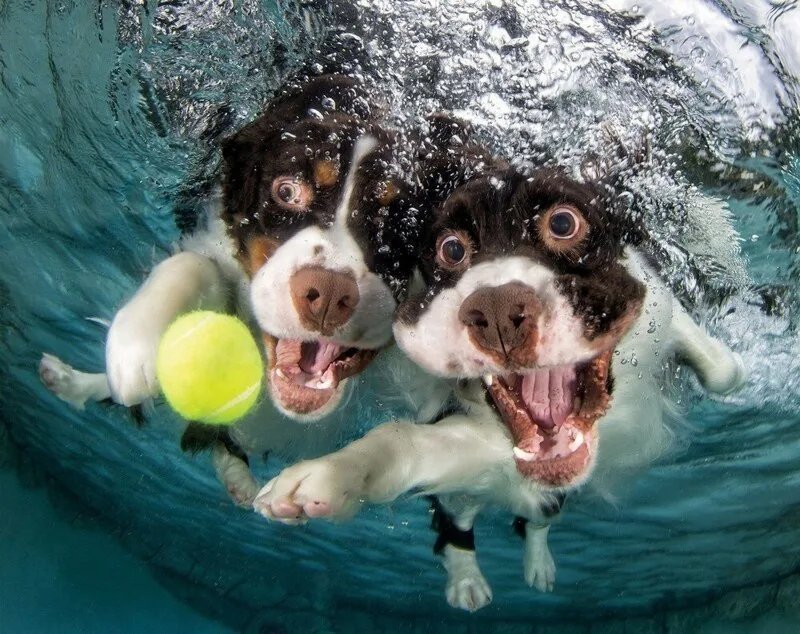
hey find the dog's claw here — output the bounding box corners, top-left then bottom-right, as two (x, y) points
(444, 546), (493, 612)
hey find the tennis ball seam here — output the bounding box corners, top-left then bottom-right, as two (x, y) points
(205, 380), (261, 423)
(160, 313), (217, 352)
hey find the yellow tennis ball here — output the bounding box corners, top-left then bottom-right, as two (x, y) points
(156, 311), (263, 425)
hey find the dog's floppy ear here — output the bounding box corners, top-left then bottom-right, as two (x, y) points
(220, 116), (273, 232)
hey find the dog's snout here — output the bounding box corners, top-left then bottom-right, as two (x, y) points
(290, 266), (360, 335)
(458, 283), (541, 360)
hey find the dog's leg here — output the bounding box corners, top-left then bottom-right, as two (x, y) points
(211, 444), (259, 508)
(522, 522), (556, 592)
(430, 496), (492, 612)
(254, 414), (507, 522)
(39, 353), (112, 409)
(515, 492), (563, 593)
(105, 252), (229, 406)
(670, 303), (746, 395)
(181, 422), (259, 507)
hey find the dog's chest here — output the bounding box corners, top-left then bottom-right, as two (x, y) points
(447, 395), (552, 517)
(461, 457), (551, 519)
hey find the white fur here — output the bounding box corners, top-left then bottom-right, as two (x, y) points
(179, 195), (253, 320)
(104, 250), (229, 406)
(253, 248), (746, 610)
(443, 545), (493, 611)
(249, 224), (396, 347)
(249, 137), (397, 350)
(37, 139), (435, 506)
(393, 256), (595, 377)
(38, 353), (111, 408)
(523, 523), (556, 592)
(211, 444), (259, 507)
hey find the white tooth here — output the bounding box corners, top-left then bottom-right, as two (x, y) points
(568, 431), (584, 452)
(513, 446), (537, 462)
(315, 376), (334, 390)
(483, 374), (494, 386)
(275, 368), (287, 380)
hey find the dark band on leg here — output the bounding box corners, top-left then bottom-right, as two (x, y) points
(513, 493), (567, 538)
(541, 492), (566, 518)
(180, 422), (249, 465)
(129, 404), (146, 428)
(512, 516), (527, 539)
(429, 497), (475, 555)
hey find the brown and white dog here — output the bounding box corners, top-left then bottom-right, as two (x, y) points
(38, 74), (462, 505)
(253, 165), (746, 610)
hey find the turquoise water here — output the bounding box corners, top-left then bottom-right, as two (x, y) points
(1, 0), (799, 631)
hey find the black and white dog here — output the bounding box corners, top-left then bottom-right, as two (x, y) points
(253, 165), (746, 610)
(38, 74), (463, 505)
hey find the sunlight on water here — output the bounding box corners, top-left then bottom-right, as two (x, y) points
(0, 0), (799, 630)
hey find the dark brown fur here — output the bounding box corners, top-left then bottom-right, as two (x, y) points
(398, 167), (646, 345)
(220, 74), (460, 299)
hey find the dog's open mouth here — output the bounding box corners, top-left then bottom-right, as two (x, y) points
(263, 335), (378, 416)
(482, 350), (613, 488)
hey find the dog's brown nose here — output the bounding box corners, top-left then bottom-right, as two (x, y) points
(459, 282), (542, 361)
(289, 266), (360, 335)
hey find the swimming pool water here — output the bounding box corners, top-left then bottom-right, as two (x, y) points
(1, 1), (799, 631)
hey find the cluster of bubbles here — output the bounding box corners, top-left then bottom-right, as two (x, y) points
(112, 0), (799, 309)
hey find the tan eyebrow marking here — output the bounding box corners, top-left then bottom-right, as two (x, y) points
(243, 235), (280, 277)
(377, 180), (399, 206)
(314, 159), (340, 188)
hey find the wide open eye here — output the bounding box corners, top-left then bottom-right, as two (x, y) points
(549, 207), (580, 239)
(271, 177), (312, 211)
(540, 204), (588, 251)
(436, 231), (471, 270)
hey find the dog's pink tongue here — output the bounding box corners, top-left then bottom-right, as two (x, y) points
(299, 341), (343, 375)
(520, 366), (577, 430)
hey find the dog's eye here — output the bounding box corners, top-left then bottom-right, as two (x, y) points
(442, 237), (465, 263)
(436, 232), (471, 270)
(540, 204), (588, 253)
(271, 177), (312, 211)
(549, 208), (580, 239)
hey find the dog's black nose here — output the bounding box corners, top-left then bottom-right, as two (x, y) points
(290, 266), (360, 335)
(458, 282), (541, 361)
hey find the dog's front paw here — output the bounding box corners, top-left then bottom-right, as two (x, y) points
(212, 445), (259, 508)
(39, 354), (91, 409)
(524, 532), (556, 592)
(701, 342), (747, 395)
(105, 307), (164, 406)
(253, 457), (366, 524)
(443, 546), (493, 612)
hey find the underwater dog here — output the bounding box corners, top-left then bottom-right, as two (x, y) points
(253, 165), (746, 610)
(38, 74), (462, 506)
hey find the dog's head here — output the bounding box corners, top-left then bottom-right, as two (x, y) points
(221, 75), (428, 421)
(394, 167), (645, 489)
